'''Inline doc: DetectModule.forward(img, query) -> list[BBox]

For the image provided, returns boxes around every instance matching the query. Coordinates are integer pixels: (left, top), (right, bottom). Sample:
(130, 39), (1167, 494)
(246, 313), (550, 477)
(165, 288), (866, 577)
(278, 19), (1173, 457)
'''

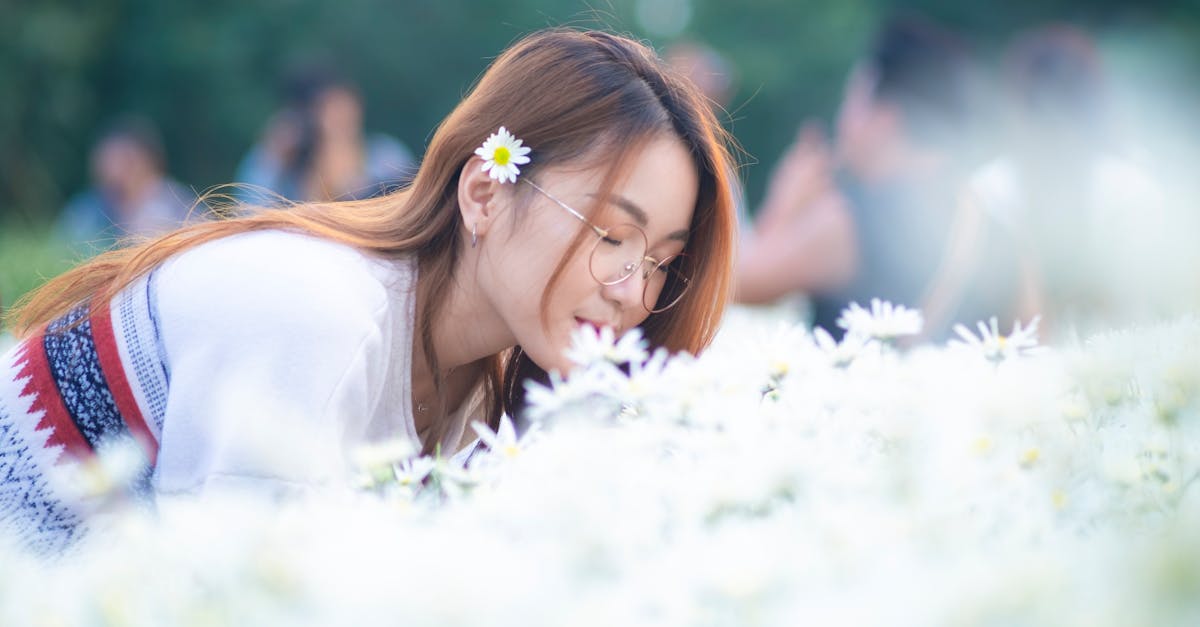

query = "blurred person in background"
(665, 40), (858, 320)
(55, 116), (197, 256)
(665, 41), (748, 220)
(928, 24), (1174, 339)
(733, 121), (856, 310)
(236, 64), (416, 204)
(737, 15), (1009, 339)
(664, 41), (737, 113)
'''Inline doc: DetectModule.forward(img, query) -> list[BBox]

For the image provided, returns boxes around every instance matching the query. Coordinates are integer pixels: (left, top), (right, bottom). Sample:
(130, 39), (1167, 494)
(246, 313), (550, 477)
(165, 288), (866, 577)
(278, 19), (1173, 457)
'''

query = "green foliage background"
(1, 0), (1198, 311)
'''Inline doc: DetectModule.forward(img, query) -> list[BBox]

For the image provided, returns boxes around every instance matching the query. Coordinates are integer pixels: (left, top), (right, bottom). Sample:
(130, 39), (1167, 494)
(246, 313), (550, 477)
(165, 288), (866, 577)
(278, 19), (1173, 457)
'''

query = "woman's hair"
(9, 29), (737, 447)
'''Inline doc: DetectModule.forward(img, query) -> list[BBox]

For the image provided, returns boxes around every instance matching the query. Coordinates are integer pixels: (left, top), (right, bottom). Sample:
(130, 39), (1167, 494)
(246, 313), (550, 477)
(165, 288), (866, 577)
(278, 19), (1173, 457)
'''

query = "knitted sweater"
(0, 230), (471, 554)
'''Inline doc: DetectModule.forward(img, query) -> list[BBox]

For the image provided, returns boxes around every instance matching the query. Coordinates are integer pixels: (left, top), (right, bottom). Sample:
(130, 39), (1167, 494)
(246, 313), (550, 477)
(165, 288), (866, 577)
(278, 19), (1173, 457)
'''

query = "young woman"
(0, 29), (737, 553)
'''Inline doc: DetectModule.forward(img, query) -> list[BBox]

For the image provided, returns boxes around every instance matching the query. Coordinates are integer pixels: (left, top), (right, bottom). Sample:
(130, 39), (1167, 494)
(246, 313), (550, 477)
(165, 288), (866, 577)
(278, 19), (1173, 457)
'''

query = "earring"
(471, 222), (478, 248)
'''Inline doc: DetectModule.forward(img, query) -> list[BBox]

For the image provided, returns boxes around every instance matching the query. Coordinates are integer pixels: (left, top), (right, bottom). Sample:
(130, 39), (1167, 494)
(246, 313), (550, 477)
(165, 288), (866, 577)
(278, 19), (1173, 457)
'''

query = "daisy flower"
(351, 438), (417, 471)
(471, 415), (539, 462)
(352, 437), (417, 488)
(474, 126), (531, 184)
(522, 365), (625, 425)
(394, 456), (436, 490)
(564, 325), (649, 369)
(951, 315), (1042, 362)
(836, 298), (924, 341)
(813, 326), (876, 368)
(50, 438), (149, 502)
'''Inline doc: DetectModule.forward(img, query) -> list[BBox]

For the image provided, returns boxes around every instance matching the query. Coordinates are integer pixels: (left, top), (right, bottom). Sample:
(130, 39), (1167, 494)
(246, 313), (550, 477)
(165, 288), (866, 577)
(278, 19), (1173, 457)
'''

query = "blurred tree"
(0, 0), (1198, 230)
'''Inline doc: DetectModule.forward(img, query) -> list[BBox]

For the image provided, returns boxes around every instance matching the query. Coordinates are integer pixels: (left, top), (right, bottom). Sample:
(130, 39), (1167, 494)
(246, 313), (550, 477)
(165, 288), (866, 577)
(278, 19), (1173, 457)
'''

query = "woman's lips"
(575, 316), (607, 333)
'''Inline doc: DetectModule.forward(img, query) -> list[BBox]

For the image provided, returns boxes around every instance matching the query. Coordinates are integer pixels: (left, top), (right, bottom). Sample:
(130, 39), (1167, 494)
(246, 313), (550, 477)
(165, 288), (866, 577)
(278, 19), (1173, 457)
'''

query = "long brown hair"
(8, 29), (737, 440)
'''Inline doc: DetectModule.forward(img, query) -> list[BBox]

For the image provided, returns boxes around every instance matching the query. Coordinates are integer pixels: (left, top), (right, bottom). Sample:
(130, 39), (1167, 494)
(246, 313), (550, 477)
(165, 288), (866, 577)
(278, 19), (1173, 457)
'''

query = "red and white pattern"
(0, 273), (165, 554)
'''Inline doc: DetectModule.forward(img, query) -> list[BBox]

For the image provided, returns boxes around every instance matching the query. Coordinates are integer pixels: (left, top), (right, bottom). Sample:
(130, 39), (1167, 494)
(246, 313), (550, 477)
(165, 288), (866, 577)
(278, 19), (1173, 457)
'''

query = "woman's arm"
(150, 231), (392, 496)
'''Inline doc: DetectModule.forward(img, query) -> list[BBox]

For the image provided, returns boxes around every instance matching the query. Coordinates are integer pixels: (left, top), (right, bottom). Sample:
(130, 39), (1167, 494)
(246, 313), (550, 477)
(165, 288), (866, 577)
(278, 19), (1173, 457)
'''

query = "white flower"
(621, 347), (671, 400)
(471, 414), (538, 462)
(48, 438), (148, 503)
(564, 325), (649, 369)
(351, 437), (417, 471)
(427, 454), (480, 499)
(352, 437), (417, 489)
(474, 126), (531, 184)
(813, 326), (876, 368)
(522, 371), (571, 421)
(951, 316), (1041, 362)
(836, 298), (924, 341)
(10, 311), (1200, 627)
(394, 456), (436, 489)
(522, 365), (629, 426)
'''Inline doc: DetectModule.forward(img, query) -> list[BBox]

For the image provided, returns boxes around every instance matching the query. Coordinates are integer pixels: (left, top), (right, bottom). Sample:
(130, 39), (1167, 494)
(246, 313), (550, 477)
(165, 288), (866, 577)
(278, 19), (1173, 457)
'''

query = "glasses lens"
(589, 223), (649, 285)
(644, 254), (691, 313)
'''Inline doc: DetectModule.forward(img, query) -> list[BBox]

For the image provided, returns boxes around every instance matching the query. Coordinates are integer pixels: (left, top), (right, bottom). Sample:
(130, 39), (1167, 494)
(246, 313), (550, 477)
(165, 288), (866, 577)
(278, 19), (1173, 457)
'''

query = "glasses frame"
(521, 178), (690, 313)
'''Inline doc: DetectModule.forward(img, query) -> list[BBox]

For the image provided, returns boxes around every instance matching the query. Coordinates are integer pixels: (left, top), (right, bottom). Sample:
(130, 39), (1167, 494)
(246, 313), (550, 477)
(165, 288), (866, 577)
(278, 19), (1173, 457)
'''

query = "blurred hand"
(755, 121), (835, 235)
(260, 111), (303, 165)
(735, 184), (857, 304)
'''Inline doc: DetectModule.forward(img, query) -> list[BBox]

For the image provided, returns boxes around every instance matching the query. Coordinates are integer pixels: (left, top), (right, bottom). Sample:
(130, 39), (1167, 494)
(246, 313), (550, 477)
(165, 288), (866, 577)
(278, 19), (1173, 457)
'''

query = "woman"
(0, 29), (737, 554)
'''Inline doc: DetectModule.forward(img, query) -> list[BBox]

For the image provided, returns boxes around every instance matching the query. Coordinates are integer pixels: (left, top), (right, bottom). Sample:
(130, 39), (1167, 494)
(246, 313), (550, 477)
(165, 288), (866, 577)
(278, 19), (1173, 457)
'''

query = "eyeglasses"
(523, 178), (691, 313)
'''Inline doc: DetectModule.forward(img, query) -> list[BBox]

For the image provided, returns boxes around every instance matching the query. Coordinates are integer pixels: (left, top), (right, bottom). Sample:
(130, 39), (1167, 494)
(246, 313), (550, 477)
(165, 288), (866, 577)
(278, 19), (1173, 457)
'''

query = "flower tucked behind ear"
(475, 126), (531, 184)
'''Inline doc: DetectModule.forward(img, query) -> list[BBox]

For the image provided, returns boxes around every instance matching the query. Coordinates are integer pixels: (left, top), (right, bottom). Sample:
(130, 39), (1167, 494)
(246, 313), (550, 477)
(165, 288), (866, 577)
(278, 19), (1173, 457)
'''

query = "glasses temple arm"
(522, 178), (609, 238)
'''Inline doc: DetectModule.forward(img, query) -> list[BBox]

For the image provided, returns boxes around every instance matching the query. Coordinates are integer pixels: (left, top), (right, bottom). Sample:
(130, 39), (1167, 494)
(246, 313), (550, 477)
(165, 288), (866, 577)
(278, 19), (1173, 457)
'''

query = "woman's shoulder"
(155, 229), (415, 329)
(171, 228), (367, 264)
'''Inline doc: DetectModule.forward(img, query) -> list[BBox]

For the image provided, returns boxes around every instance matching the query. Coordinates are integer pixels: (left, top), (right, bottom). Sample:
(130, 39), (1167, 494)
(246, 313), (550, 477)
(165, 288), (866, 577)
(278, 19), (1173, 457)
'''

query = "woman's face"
(483, 134), (698, 375)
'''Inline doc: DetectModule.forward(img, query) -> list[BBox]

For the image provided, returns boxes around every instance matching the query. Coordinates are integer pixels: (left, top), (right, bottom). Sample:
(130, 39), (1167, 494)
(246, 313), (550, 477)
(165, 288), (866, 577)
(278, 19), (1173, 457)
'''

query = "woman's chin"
(540, 350), (575, 377)
(518, 322), (583, 376)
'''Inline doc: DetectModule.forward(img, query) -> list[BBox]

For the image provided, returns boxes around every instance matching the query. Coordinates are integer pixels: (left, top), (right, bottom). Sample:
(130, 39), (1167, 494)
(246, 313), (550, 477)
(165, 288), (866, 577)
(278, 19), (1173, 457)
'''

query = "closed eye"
(651, 254), (684, 275)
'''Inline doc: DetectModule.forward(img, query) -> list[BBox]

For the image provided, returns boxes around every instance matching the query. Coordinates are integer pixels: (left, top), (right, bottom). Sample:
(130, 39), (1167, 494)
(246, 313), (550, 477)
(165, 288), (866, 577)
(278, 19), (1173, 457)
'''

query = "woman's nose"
(601, 264), (648, 311)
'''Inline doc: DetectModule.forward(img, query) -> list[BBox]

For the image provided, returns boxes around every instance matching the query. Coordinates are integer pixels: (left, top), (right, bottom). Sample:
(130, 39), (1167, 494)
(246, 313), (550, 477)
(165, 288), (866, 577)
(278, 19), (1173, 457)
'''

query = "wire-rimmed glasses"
(522, 178), (691, 313)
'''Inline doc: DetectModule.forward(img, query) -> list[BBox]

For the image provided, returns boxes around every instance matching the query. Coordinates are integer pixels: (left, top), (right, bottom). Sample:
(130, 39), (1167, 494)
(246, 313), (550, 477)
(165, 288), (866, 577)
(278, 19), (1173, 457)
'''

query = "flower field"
(3, 304), (1199, 626)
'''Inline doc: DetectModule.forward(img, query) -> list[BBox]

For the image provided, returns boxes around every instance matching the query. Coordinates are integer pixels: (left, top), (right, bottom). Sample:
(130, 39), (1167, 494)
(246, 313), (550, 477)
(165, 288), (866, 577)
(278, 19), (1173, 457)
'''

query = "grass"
(0, 223), (77, 330)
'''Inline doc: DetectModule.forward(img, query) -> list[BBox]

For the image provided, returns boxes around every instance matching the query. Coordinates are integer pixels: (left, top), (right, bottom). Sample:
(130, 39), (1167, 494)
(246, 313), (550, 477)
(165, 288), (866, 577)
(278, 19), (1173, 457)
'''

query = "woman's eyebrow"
(587, 192), (648, 227)
(587, 193), (690, 241)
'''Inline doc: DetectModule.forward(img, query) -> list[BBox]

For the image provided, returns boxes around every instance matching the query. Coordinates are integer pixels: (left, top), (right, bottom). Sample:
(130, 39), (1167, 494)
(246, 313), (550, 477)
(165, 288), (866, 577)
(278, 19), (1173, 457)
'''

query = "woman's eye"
(601, 236), (624, 247)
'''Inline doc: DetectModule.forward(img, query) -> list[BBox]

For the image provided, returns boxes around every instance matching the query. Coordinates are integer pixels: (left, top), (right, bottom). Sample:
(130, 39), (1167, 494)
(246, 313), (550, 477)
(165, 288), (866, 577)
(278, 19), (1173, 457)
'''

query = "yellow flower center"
(493, 146), (511, 166)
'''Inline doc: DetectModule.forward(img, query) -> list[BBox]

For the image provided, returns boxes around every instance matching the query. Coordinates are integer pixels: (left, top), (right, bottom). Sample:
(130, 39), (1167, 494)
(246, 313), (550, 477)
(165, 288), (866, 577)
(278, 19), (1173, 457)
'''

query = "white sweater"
(0, 230), (475, 552)
(152, 230), (440, 496)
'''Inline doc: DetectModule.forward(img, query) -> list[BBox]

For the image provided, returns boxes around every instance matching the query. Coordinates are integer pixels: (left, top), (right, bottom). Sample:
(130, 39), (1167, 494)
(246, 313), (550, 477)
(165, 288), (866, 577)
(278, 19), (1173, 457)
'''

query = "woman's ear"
(458, 156), (502, 241)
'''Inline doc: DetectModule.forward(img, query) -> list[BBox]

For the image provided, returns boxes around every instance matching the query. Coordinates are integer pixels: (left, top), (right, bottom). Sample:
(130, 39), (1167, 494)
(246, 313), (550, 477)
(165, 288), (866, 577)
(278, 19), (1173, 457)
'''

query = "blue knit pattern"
(43, 305), (130, 451)
(0, 395), (85, 556)
(1, 281), (164, 554)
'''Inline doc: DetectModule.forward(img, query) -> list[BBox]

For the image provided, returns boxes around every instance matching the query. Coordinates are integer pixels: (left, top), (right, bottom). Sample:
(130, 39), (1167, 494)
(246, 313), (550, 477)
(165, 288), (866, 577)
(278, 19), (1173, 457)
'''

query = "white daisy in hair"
(474, 126), (531, 183)
(836, 298), (924, 341)
(951, 315), (1042, 362)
